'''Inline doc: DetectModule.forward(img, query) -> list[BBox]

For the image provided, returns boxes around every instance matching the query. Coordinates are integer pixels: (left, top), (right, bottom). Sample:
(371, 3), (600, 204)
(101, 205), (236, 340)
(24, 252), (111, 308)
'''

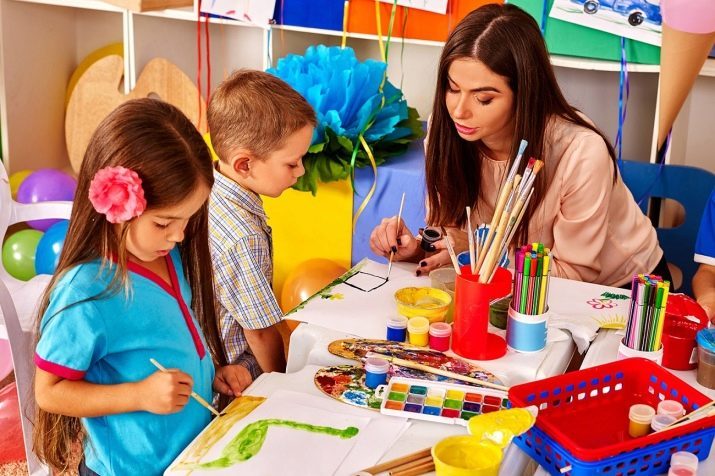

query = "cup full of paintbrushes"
(506, 243), (551, 353)
(451, 265), (510, 361)
(617, 274), (670, 365)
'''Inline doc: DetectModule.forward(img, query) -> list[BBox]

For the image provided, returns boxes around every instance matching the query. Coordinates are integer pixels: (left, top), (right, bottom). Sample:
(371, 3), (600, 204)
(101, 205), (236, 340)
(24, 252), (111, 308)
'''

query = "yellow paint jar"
(628, 404), (655, 438)
(407, 317), (430, 347)
(432, 435), (502, 476)
(395, 287), (452, 323)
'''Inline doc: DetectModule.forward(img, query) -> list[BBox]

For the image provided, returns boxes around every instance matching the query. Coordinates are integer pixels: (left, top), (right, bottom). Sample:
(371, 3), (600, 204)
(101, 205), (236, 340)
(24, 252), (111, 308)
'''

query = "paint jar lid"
(650, 413), (677, 432)
(657, 400), (685, 418)
(669, 451), (699, 472)
(408, 316), (430, 334)
(387, 315), (408, 329)
(364, 357), (390, 374)
(629, 404), (655, 423)
(696, 328), (715, 353)
(429, 322), (452, 337)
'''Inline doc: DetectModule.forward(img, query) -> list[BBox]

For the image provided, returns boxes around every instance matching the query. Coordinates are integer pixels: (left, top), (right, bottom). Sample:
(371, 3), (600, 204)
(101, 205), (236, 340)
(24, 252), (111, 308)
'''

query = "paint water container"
(696, 328), (715, 390)
(617, 338), (663, 365)
(506, 307), (547, 353)
(650, 413), (677, 432)
(432, 435), (502, 476)
(657, 400), (685, 419)
(407, 317), (430, 347)
(386, 315), (408, 342)
(628, 403), (655, 438)
(429, 322), (452, 352)
(667, 451), (699, 476)
(364, 357), (390, 389)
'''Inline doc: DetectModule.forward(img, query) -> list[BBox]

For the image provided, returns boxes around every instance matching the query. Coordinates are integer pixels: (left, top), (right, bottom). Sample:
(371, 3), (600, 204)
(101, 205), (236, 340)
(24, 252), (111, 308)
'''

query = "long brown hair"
(33, 98), (228, 471)
(426, 3), (617, 244)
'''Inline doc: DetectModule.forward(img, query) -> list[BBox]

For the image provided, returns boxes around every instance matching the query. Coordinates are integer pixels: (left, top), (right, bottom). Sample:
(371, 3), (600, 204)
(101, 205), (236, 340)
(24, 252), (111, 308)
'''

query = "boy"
(207, 69), (316, 377)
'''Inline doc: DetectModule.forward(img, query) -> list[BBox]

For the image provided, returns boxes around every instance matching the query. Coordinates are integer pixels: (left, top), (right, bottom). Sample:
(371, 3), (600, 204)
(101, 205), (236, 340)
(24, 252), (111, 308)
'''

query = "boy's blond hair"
(208, 69), (316, 161)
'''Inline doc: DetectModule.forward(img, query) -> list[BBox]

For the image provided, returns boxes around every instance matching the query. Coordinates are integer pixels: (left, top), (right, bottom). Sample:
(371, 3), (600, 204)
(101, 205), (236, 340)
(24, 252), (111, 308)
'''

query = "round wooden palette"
(314, 365), (382, 411)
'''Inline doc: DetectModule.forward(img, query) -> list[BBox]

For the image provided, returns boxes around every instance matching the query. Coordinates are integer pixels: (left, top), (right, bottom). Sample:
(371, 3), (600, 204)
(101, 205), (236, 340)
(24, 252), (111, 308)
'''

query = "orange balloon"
(280, 259), (348, 312)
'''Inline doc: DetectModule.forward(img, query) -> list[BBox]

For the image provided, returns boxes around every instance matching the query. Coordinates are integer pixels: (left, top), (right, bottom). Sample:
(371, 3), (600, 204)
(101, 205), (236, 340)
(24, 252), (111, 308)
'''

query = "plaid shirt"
(208, 169), (283, 379)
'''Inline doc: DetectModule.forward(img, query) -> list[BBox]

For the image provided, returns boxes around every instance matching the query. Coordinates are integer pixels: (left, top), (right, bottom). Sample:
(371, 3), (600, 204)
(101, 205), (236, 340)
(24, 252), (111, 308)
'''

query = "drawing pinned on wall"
(167, 394), (370, 475)
(378, 0), (448, 14)
(200, 0), (277, 26)
(550, 0), (663, 46)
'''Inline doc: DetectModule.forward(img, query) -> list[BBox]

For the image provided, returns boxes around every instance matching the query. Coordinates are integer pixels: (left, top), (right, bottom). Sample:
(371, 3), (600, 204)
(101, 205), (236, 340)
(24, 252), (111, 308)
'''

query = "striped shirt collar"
(213, 166), (267, 220)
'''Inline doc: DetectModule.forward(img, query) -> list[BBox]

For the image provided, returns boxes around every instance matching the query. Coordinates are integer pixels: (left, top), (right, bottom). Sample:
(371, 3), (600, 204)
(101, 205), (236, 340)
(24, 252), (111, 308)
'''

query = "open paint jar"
(394, 287), (452, 323)
(429, 267), (456, 324)
(432, 435), (502, 476)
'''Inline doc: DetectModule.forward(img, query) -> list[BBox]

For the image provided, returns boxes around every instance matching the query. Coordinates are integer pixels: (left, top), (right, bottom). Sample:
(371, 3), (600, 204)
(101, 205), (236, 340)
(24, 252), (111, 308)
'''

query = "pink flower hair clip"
(89, 166), (147, 224)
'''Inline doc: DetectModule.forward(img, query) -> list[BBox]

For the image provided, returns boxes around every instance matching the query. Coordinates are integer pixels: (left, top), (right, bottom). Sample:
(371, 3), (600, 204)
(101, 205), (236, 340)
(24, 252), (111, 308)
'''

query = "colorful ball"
(280, 259), (347, 312)
(35, 220), (70, 275)
(16, 169), (76, 231)
(2, 229), (43, 281)
(8, 169), (33, 199)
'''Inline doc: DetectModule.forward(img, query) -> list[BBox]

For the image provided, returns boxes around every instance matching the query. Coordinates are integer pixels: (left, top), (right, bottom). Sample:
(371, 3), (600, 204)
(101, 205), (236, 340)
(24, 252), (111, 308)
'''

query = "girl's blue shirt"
(35, 248), (215, 476)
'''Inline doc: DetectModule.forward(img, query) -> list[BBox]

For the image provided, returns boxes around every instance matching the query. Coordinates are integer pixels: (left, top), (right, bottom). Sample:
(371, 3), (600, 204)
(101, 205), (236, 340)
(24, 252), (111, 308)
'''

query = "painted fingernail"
(397, 237), (402, 246)
(420, 261), (427, 267)
(391, 246), (398, 253)
(416, 270), (421, 277)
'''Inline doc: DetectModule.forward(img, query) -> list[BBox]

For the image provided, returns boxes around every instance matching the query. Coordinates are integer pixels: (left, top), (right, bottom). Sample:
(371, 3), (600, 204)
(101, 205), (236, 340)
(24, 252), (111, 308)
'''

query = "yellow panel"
(262, 179), (353, 300)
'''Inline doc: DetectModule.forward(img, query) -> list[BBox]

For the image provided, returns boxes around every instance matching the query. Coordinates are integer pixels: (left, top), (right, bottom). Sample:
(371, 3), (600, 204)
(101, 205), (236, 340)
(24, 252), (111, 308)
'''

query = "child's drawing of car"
(571, 0), (662, 27)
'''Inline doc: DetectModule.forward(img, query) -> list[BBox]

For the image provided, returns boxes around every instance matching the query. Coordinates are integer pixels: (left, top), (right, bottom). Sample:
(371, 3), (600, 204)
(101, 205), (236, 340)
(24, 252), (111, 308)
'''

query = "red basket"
(509, 358), (715, 462)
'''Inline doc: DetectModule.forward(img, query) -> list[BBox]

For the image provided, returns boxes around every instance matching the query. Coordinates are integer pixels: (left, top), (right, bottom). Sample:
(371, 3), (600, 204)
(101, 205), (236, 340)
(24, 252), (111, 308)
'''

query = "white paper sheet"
(200, 0), (276, 26)
(379, 0), (448, 14)
(287, 259), (425, 338)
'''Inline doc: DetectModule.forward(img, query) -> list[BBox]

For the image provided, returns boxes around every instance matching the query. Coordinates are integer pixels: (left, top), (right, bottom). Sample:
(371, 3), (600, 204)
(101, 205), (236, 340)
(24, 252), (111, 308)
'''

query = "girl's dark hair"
(33, 98), (228, 471)
(426, 3), (617, 244)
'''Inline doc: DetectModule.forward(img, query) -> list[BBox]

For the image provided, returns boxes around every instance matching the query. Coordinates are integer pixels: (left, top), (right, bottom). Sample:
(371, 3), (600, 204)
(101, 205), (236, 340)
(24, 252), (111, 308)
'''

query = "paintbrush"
(466, 206), (476, 274)
(366, 352), (509, 392)
(150, 358), (222, 418)
(357, 447), (432, 475)
(440, 226), (461, 276)
(387, 192), (406, 280)
(390, 459), (435, 476)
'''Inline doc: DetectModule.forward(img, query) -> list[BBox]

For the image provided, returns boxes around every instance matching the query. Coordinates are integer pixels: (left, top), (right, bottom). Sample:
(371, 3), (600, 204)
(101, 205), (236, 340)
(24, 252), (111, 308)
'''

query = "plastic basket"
(515, 421), (715, 475)
(509, 358), (715, 463)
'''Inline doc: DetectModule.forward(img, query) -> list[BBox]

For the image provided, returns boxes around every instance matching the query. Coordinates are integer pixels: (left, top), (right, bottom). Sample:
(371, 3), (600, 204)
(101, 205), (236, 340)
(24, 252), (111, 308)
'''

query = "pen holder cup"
(506, 307), (548, 353)
(617, 338), (663, 365)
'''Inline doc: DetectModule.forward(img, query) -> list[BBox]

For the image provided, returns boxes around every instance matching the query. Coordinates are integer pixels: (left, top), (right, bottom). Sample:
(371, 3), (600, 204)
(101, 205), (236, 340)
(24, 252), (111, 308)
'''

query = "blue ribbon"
(615, 37), (630, 169)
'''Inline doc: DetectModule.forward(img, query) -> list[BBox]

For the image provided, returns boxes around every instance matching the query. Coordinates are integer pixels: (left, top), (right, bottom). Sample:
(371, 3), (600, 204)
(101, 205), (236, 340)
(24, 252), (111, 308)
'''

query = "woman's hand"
(138, 369), (193, 414)
(414, 228), (468, 276)
(369, 217), (421, 263)
(214, 364), (253, 397)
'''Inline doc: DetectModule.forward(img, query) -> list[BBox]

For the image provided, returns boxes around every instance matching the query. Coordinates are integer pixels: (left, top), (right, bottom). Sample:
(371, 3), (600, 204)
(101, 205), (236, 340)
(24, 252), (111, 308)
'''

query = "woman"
(369, 3), (669, 287)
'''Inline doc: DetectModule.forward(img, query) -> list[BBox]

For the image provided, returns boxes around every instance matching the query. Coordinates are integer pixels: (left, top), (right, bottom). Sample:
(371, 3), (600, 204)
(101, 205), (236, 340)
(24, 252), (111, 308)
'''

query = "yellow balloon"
(280, 259), (348, 312)
(203, 132), (220, 162)
(9, 170), (33, 199)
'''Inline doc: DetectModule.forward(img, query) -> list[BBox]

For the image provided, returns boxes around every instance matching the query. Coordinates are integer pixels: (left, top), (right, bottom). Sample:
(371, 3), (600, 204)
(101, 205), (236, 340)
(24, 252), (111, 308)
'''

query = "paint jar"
(452, 266), (510, 360)
(394, 287), (452, 323)
(650, 413), (677, 432)
(506, 307), (548, 353)
(420, 226), (443, 252)
(661, 294), (707, 370)
(386, 315), (408, 342)
(364, 357), (390, 389)
(628, 403), (655, 438)
(667, 451), (699, 476)
(657, 400), (685, 419)
(407, 317), (430, 347)
(696, 329), (715, 390)
(431, 435), (502, 476)
(429, 267), (456, 324)
(429, 322), (452, 352)
(617, 338), (663, 365)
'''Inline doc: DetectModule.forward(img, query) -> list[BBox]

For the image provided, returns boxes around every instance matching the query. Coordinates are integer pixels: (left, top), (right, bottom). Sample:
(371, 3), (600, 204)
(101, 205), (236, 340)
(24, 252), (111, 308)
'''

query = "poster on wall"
(200, 0), (277, 25)
(550, 0), (662, 47)
(379, 0), (448, 14)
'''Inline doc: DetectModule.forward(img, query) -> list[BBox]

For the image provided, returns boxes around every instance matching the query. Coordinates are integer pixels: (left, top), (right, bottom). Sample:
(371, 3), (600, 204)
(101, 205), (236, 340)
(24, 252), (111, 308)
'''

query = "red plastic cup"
(661, 294), (708, 370)
(451, 265), (511, 360)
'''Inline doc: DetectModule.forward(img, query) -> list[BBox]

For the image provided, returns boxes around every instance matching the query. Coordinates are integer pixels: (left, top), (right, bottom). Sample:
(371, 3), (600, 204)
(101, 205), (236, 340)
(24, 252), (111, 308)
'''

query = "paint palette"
(377, 377), (509, 425)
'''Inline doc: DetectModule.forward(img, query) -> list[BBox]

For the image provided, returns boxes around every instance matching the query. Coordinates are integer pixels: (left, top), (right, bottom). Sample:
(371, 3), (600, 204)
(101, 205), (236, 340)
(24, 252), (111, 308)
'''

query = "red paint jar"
(429, 322), (452, 352)
(661, 294), (708, 370)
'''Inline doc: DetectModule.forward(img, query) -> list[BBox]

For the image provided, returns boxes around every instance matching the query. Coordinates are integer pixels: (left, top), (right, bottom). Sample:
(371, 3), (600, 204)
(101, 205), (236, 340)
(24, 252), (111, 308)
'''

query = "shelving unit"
(1, 0), (713, 173)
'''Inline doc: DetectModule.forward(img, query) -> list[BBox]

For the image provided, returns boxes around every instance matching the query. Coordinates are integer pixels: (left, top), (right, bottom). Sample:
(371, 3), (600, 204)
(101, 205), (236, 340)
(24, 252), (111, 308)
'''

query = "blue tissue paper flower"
(268, 45), (422, 194)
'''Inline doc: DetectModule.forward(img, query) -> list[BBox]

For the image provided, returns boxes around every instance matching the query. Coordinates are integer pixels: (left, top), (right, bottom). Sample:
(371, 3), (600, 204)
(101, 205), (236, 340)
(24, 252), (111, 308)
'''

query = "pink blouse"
(460, 116), (662, 287)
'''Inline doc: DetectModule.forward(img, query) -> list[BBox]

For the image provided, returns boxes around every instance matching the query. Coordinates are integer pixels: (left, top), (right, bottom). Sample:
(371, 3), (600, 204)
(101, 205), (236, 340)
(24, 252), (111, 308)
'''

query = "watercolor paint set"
(376, 377), (509, 425)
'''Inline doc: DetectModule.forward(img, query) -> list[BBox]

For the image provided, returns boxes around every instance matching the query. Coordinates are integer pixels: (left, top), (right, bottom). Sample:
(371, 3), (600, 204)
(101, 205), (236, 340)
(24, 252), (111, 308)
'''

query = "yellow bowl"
(394, 287), (452, 323)
(432, 436), (502, 476)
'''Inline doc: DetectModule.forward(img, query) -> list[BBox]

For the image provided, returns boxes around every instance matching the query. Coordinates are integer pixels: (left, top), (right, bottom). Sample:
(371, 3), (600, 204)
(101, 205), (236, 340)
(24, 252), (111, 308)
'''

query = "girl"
(370, 4), (669, 287)
(33, 98), (252, 476)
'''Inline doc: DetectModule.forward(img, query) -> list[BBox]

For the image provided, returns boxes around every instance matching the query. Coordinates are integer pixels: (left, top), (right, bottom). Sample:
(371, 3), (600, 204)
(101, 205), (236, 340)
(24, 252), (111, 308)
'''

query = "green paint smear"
(285, 260), (365, 314)
(186, 419), (359, 469)
(601, 292), (630, 300)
